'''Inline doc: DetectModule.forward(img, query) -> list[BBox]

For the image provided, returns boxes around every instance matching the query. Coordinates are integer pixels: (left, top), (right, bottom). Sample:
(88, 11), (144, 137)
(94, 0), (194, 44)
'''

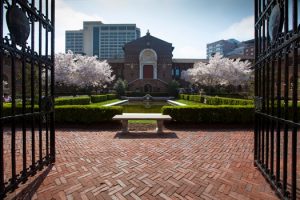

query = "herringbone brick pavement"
(5, 128), (278, 200)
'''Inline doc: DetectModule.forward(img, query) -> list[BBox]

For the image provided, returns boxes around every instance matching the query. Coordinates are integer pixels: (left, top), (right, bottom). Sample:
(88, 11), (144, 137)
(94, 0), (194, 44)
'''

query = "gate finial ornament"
(6, 4), (30, 46)
(268, 4), (283, 41)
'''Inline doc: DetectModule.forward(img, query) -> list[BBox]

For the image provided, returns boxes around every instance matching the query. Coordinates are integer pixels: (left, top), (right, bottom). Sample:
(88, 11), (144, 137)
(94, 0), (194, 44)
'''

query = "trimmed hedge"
(162, 105), (254, 123)
(107, 94), (117, 100)
(3, 103), (39, 116)
(91, 95), (107, 103)
(3, 104), (122, 123)
(204, 96), (253, 105)
(188, 95), (204, 103)
(55, 105), (122, 123)
(55, 97), (91, 105)
(179, 94), (253, 105)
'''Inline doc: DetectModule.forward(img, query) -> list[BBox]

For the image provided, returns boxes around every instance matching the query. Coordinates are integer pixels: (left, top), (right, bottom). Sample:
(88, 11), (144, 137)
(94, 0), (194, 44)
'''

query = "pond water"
(116, 101), (172, 113)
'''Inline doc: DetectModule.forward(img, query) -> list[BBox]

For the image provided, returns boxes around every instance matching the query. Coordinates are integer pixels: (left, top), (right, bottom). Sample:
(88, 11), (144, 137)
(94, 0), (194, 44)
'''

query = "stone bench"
(112, 113), (172, 133)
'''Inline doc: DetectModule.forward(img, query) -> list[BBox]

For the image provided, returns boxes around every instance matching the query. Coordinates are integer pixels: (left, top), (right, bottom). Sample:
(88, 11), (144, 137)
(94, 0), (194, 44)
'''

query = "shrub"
(168, 80), (180, 97)
(55, 97), (90, 105)
(183, 94), (189, 100)
(113, 79), (127, 97)
(3, 103), (39, 116)
(3, 104), (122, 123)
(107, 94), (117, 100)
(91, 95), (107, 103)
(162, 105), (254, 123)
(55, 105), (122, 123)
(185, 95), (204, 103)
(204, 96), (253, 105)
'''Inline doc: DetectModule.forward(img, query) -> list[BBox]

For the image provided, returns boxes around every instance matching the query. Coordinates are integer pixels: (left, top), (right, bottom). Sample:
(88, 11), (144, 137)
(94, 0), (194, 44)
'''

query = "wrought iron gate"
(0, 0), (55, 198)
(254, 0), (299, 199)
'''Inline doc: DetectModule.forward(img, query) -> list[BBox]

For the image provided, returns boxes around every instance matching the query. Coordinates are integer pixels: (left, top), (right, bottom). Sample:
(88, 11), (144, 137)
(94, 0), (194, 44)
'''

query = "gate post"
(50, 0), (56, 163)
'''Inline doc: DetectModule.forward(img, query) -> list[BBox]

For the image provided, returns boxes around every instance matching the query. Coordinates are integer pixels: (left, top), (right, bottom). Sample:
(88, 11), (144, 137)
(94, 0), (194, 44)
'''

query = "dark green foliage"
(55, 97), (91, 105)
(179, 94), (252, 105)
(90, 95), (107, 103)
(188, 95), (204, 103)
(3, 103), (122, 123)
(204, 96), (253, 105)
(55, 105), (122, 123)
(107, 94), (117, 100)
(183, 94), (189, 100)
(113, 79), (127, 97)
(162, 105), (254, 123)
(3, 103), (39, 116)
(168, 80), (180, 97)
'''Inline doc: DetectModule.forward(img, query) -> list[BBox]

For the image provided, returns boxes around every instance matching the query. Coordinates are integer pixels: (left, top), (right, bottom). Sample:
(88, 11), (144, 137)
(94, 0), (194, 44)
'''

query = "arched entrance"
(143, 65), (153, 79)
(139, 49), (157, 79)
(144, 84), (152, 93)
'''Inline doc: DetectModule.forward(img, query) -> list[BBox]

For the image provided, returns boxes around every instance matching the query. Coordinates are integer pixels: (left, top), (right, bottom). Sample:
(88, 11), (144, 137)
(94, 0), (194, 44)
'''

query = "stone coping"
(103, 100), (128, 107)
(113, 113), (172, 120)
(167, 100), (186, 106)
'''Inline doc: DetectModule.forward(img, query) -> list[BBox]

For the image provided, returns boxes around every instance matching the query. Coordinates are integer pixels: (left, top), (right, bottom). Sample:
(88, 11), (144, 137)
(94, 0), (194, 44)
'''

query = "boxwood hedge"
(107, 94), (117, 100)
(90, 95), (107, 103)
(55, 105), (122, 123)
(179, 94), (253, 105)
(55, 96), (91, 105)
(162, 105), (254, 123)
(3, 103), (122, 123)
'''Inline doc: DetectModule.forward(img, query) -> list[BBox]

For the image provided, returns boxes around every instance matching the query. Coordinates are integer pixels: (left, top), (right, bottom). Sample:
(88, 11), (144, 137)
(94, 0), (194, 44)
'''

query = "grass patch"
(128, 120), (157, 124)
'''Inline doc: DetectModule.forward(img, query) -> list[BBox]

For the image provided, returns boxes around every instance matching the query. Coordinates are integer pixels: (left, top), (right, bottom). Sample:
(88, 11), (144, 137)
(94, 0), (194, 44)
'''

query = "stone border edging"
(103, 100), (128, 107)
(167, 100), (186, 106)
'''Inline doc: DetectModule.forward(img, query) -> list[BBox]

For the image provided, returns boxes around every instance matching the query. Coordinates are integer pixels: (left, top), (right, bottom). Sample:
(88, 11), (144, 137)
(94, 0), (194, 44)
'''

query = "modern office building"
(65, 21), (141, 59)
(207, 39), (255, 62)
(206, 39), (240, 58)
(226, 39), (255, 62)
(65, 30), (84, 54)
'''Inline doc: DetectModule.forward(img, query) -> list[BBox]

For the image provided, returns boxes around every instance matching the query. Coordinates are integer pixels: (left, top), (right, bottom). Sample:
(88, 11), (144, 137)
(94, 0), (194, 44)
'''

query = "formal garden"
(1, 27), (294, 200)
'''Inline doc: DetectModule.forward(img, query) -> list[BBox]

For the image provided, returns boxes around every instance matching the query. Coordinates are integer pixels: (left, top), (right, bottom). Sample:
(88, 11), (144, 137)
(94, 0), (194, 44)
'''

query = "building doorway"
(143, 65), (153, 79)
(144, 84), (152, 93)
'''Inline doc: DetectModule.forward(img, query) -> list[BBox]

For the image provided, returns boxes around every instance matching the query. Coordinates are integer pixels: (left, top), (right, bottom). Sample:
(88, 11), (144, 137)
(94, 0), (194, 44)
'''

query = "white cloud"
(55, 0), (104, 53)
(219, 15), (254, 41)
(173, 46), (206, 59)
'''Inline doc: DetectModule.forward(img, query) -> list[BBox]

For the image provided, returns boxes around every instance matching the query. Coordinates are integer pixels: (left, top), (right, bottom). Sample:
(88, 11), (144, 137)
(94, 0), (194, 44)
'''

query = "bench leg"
(121, 120), (129, 133)
(156, 120), (164, 134)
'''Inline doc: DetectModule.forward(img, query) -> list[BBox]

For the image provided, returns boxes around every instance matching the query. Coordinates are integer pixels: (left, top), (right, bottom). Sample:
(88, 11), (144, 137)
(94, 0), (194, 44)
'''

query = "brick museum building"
(107, 31), (207, 93)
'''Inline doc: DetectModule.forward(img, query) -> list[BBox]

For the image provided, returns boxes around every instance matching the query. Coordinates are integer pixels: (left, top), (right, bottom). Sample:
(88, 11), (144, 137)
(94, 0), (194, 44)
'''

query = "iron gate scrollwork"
(254, 0), (299, 199)
(0, 0), (55, 198)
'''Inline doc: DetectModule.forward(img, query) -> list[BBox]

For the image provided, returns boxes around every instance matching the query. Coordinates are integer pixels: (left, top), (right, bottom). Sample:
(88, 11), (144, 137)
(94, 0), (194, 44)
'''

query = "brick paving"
(5, 127), (279, 200)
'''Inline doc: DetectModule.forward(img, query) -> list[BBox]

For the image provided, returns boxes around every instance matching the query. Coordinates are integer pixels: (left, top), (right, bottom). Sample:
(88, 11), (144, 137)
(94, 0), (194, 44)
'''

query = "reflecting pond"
(116, 101), (172, 113)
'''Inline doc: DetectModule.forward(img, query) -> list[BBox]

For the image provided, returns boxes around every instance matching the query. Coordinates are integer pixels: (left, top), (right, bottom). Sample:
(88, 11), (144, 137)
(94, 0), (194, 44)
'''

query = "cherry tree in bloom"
(181, 53), (251, 88)
(55, 50), (77, 86)
(55, 51), (115, 89)
(75, 54), (115, 89)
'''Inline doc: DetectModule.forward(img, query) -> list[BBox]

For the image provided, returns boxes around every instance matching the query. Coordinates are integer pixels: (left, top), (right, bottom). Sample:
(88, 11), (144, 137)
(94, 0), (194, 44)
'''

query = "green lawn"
(128, 120), (157, 124)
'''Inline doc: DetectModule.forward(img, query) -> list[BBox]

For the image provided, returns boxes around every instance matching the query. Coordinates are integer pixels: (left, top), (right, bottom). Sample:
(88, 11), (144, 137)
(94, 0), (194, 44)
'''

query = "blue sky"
(56, 0), (254, 58)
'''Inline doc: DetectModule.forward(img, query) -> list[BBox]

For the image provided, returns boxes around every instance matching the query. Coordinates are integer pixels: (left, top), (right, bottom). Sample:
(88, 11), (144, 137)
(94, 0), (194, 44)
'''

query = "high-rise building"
(206, 39), (255, 62)
(65, 21), (141, 59)
(65, 30), (84, 54)
(206, 39), (240, 59)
